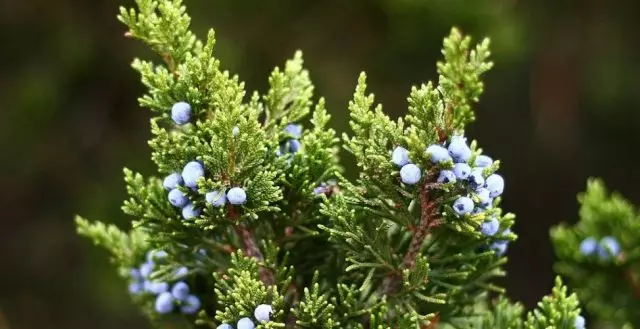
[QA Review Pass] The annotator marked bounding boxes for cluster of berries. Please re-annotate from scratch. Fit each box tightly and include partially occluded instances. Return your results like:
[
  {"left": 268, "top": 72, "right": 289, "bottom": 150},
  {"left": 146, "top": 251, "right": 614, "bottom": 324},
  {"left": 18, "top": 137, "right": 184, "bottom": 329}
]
[
  {"left": 579, "top": 236, "right": 621, "bottom": 260},
  {"left": 217, "top": 304, "right": 273, "bottom": 329},
  {"left": 154, "top": 280, "right": 201, "bottom": 315},
  {"left": 276, "top": 124, "right": 302, "bottom": 157},
  {"left": 163, "top": 161, "right": 248, "bottom": 219},
  {"left": 391, "top": 137, "right": 504, "bottom": 213},
  {"left": 128, "top": 250, "right": 201, "bottom": 314}
]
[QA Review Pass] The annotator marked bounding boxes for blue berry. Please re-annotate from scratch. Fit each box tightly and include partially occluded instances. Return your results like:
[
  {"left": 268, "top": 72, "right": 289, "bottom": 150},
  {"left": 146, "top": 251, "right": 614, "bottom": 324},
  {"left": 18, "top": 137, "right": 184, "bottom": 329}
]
[
  {"left": 313, "top": 185, "right": 326, "bottom": 196},
  {"left": 254, "top": 304, "right": 273, "bottom": 322},
  {"left": 227, "top": 187, "right": 247, "bottom": 205},
  {"left": 480, "top": 218, "right": 500, "bottom": 236},
  {"left": 437, "top": 170, "right": 456, "bottom": 183},
  {"left": 147, "top": 250, "right": 168, "bottom": 263},
  {"left": 448, "top": 136, "right": 471, "bottom": 163},
  {"left": 163, "top": 173, "right": 184, "bottom": 190},
  {"left": 237, "top": 317, "right": 255, "bottom": 329},
  {"left": 171, "top": 102, "right": 192, "bottom": 125},
  {"left": 475, "top": 155, "right": 493, "bottom": 168},
  {"left": 145, "top": 281, "right": 169, "bottom": 294},
  {"left": 175, "top": 266, "right": 189, "bottom": 278},
  {"left": 598, "top": 236, "right": 621, "bottom": 260},
  {"left": 289, "top": 139, "right": 301, "bottom": 153},
  {"left": 392, "top": 146, "right": 410, "bottom": 167},
  {"left": 168, "top": 188, "right": 189, "bottom": 207},
  {"left": 485, "top": 174, "right": 505, "bottom": 198},
  {"left": 130, "top": 268, "right": 142, "bottom": 280},
  {"left": 453, "top": 163, "right": 471, "bottom": 180},
  {"left": 128, "top": 282, "right": 143, "bottom": 295},
  {"left": 467, "top": 169, "right": 485, "bottom": 189},
  {"left": 217, "top": 325, "right": 233, "bottom": 329},
  {"left": 182, "top": 203, "right": 201, "bottom": 220},
  {"left": 400, "top": 164, "right": 421, "bottom": 185},
  {"left": 426, "top": 145, "right": 451, "bottom": 163},
  {"left": 232, "top": 126, "right": 240, "bottom": 137},
  {"left": 453, "top": 196, "right": 474, "bottom": 215},
  {"left": 284, "top": 124, "right": 302, "bottom": 138},
  {"left": 206, "top": 190, "right": 227, "bottom": 207},
  {"left": 140, "top": 262, "right": 154, "bottom": 278},
  {"left": 491, "top": 241, "right": 508, "bottom": 256},
  {"left": 575, "top": 315, "right": 585, "bottom": 329},
  {"left": 579, "top": 237, "right": 598, "bottom": 256},
  {"left": 155, "top": 291, "right": 175, "bottom": 314},
  {"left": 171, "top": 281, "right": 190, "bottom": 301},
  {"left": 476, "top": 188, "right": 492, "bottom": 208},
  {"left": 180, "top": 294, "right": 201, "bottom": 314},
  {"left": 182, "top": 161, "right": 205, "bottom": 189}
]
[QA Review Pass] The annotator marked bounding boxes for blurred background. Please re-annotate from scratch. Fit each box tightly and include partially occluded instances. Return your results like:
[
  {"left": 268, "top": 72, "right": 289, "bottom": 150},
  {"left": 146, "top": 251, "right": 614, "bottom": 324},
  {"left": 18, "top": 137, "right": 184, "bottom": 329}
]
[{"left": 1, "top": 0, "right": 640, "bottom": 328}]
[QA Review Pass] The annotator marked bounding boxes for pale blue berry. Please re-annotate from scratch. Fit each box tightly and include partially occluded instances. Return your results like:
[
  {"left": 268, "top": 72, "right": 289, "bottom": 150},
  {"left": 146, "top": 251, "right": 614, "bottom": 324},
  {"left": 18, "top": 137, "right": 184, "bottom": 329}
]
[
  {"left": 426, "top": 145, "right": 451, "bottom": 163},
  {"left": 130, "top": 268, "right": 142, "bottom": 281},
  {"left": 140, "top": 262, "right": 154, "bottom": 278},
  {"left": 476, "top": 188, "right": 492, "bottom": 208},
  {"left": 147, "top": 250, "right": 168, "bottom": 263},
  {"left": 467, "top": 170, "right": 485, "bottom": 189},
  {"left": 579, "top": 237, "right": 598, "bottom": 256},
  {"left": 232, "top": 126, "right": 240, "bottom": 137},
  {"left": 575, "top": 315, "right": 585, "bottom": 329},
  {"left": 254, "top": 304, "right": 273, "bottom": 322},
  {"left": 237, "top": 317, "right": 255, "bottom": 329},
  {"left": 168, "top": 188, "right": 189, "bottom": 208},
  {"left": 145, "top": 281, "right": 169, "bottom": 294},
  {"left": 163, "top": 173, "right": 183, "bottom": 190},
  {"left": 289, "top": 139, "right": 301, "bottom": 153},
  {"left": 392, "top": 146, "right": 410, "bottom": 167},
  {"left": 182, "top": 161, "right": 205, "bottom": 189},
  {"left": 182, "top": 203, "right": 201, "bottom": 220},
  {"left": 400, "top": 164, "right": 421, "bottom": 185},
  {"left": 171, "top": 102, "right": 192, "bottom": 125},
  {"left": 448, "top": 136, "right": 471, "bottom": 163},
  {"left": 284, "top": 124, "right": 302, "bottom": 138},
  {"left": 437, "top": 170, "right": 456, "bottom": 183},
  {"left": 453, "top": 196, "right": 474, "bottom": 215},
  {"left": 481, "top": 218, "right": 500, "bottom": 236},
  {"left": 491, "top": 241, "right": 508, "bottom": 256},
  {"left": 180, "top": 294, "right": 201, "bottom": 314},
  {"left": 227, "top": 187, "right": 247, "bottom": 205},
  {"left": 313, "top": 185, "right": 326, "bottom": 196},
  {"left": 129, "top": 282, "right": 143, "bottom": 295},
  {"left": 155, "top": 292, "right": 175, "bottom": 314},
  {"left": 217, "top": 324, "right": 233, "bottom": 329},
  {"left": 598, "top": 236, "right": 621, "bottom": 260},
  {"left": 206, "top": 190, "right": 227, "bottom": 207},
  {"left": 175, "top": 266, "right": 189, "bottom": 278},
  {"left": 475, "top": 155, "right": 493, "bottom": 168},
  {"left": 485, "top": 174, "right": 505, "bottom": 198},
  {"left": 453, "top": 163, "right": 471, "bottom": 180},
  {"left": 171, "top": 281, "right": 190, "bottom": 301}
]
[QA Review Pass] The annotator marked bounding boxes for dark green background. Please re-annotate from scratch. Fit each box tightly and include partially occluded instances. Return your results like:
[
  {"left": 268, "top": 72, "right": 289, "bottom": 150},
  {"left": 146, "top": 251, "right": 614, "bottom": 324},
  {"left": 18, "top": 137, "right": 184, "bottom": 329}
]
[{"left": 1, "top": 0, "right": 639, "bottom": 328}]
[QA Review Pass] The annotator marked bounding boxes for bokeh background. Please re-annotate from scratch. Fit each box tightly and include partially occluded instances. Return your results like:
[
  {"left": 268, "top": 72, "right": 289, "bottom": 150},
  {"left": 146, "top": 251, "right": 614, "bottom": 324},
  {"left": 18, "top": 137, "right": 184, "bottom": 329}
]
[{"left": 2, "top": 0, "right": 640, "bottom": 328}]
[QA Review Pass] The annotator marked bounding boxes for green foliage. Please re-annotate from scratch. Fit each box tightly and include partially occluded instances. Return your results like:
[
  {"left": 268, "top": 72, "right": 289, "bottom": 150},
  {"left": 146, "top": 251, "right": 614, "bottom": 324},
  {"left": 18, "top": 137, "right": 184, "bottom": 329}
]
[
  {"left": 522, "top": 277, "right": 581, "bottom": 329},
  {"left": 75, "top": 0, "right": 585, "bottom": 328},
  {"left": 552, "top": 179, "right": 640, "bottom": 327}
]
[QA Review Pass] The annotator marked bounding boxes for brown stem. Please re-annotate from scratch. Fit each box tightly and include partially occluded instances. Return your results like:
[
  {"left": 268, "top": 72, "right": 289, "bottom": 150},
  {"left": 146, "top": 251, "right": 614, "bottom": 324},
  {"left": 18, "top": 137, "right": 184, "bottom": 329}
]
[
  {"left": 228, "top": 205, "right": 275, "bottom": 286},
  {"left": 382, "top": 175, "right": 441, "bottom": 296}
]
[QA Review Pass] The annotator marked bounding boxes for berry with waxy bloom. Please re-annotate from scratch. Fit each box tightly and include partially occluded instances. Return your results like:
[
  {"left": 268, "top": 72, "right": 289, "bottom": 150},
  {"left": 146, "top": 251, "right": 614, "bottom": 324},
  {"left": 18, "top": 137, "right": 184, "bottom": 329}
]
[
  {"left": 474, "top": 155, "right": 493, "bottom": 168},
  {"left": 448, "top": 136, "right": 471, "bottom": 163},
  {"left": 163, "top": 173, "right": 183, "bottom": 190},
  {"left": 426, "top": 144, "right": 451, "bottom": 163},
  {"left": 453, "top": 196, "right": 474, "bottom": 215},
  {"left": 182, "top": 203, "right": 201, "bottom": 220},
  {"left": 168, "top": 188, "right": 188, "bottom": 207},
  {"left": 437, "top": 170, "right": 456, "bottom": 183},
  {"left": 481, "top": 218, "right": 500, "bottom": 236},
  {"left": 182, "top": 161, "right": 205, "bottom": 189},
  {"left": 400, "top": 164, "right": 421, "bottom": 185},
  {"left": 180, "top": 295, "right": 201, "bottom": 314},
  {"left": 171, "top": 102, "right": 192, "bottom": 125},
  {"left": 392, "top": 146, "right": 410, "bottom": 167},
  {"left": 237, "top": 317, "right": 255, "bottom": 329},
  {"left": 579, "top": 237, "right": 598, "bottom": 256},
  {"left": 206, "top": 190, "right": 227, "bottom": 207},
  {"left": 254, "top": 304, "right": 273, "bottom": 322},
  {"left": 227, "top": 187, "right": 247, "bottom": 205},
  {"left": 485, "top": 174, "right": 505, "bottom": 198},
  {"left": 155, "top": 292, "right": 175, "bottom": 314},
  {"left": 453, "top": 163, "right": 471, "bottom": 180}
]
